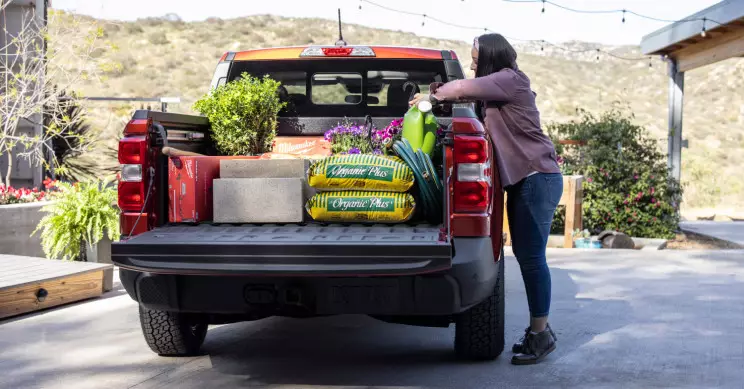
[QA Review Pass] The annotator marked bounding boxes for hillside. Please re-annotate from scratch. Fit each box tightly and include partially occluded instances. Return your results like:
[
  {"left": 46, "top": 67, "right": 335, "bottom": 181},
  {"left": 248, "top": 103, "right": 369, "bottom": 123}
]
[{"left": 51, "top": 12, "right": 744, "bottom": 214}]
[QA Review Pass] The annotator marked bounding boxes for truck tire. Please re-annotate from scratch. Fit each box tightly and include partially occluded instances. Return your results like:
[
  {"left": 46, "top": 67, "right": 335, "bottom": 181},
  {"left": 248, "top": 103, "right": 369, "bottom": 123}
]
[
  {"left": 454, "top": 253, "right": 505, "bottom": 360},
  {"left": 139, "top": 306, "right": 208, "bottom": 356}
]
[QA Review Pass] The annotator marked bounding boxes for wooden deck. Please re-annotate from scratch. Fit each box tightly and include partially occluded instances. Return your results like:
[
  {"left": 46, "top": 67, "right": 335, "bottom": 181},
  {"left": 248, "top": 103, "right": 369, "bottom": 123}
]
[{"left": 0, "top": 255, "right": 113, "bottom": 320}]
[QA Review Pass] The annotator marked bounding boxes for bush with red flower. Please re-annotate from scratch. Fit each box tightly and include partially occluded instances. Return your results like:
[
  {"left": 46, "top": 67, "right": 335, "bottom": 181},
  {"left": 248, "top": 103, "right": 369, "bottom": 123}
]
[
  {"left": 0, "top": 179, "right": 61, "bottom": 205},
  {"left": 548, "top": 109, "right": 682, "bottom": 238}
]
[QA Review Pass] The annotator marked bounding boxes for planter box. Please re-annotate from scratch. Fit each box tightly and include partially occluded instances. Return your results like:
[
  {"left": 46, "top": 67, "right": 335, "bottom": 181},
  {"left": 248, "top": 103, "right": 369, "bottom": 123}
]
[
  {"left": 85, "top": 235, "right": 114, "bottom": 292},
  {"left": 0, "top": 201, "right": 52, "bottom": 258}
]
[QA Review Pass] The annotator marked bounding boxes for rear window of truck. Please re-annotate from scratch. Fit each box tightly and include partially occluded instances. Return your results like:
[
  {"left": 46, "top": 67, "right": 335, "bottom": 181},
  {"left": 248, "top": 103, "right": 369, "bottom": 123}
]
[{"left": 227, "top": 59, "right": 449, "bottom": 118}]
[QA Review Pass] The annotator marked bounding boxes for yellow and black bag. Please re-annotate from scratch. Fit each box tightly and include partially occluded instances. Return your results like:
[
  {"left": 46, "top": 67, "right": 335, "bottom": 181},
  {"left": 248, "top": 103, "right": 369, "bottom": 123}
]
[
  {"left": 307, "top": 154, "right": 414, "bottom": 192},
  {"left": 305, "top": 191, "right": 416, "bottom": 223}
]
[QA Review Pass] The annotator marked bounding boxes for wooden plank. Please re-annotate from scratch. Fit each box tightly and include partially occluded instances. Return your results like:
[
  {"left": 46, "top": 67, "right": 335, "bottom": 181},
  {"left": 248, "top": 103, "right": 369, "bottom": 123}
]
[
  {"left": 0, "top": 270, "right": 104, "bottom": 319},
  {"left": 672, "top": 27, "right": 744, "bottom": 72},
  {"left": 564, "top": 176, "right": 584, "bottom": 249},
  {"left": 0, "top": 255, "right": 111, "bottom": 290}
]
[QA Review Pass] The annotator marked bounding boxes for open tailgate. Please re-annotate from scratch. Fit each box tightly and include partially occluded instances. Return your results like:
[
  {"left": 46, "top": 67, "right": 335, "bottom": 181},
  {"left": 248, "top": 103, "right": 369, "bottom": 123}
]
[{"left": 112, "top": 224, "right": 451, "bottom": 277}]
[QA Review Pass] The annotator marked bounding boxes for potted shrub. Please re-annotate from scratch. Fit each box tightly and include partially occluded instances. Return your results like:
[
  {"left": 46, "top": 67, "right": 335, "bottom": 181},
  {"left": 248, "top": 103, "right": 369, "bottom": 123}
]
[
  {"left": 33, "top": 179, "right": 119, "bottom": 261},
  {"left": 572, "top": 229, "right": 601, "bottom": 249},
  {"left": 193, "top": 72, "right": 286, "bottom": 156}
]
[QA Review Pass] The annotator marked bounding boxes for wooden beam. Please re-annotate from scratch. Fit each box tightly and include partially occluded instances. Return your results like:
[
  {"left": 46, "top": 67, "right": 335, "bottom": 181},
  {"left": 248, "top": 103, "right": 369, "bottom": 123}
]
[
  {"left": 672, "top": 27, "right": 744, "bottom": 72},
  {"left": 561, "top": 176, "right": 584, "bottom": 249}
]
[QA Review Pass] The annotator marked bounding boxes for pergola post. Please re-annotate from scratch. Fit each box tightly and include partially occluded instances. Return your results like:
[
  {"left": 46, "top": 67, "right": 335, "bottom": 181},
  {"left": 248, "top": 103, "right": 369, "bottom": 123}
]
[{"left": 667, "top": 59, "right": 684, "bottom": 184}]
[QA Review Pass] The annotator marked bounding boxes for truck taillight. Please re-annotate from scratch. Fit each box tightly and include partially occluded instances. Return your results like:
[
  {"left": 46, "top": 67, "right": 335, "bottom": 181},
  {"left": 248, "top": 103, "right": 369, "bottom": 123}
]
[
  {"left": 118, "top": 180, "right": 145, "bottom": 211},
  {"left": 118, "top": 122, "right": 152, "bottom": 235},
  {"left": 453, "top": 135, "right": 492, "bottom": 214}
]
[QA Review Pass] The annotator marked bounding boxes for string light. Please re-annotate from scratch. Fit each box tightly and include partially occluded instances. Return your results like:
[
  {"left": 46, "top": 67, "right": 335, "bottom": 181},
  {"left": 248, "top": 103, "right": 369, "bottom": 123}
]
[
  {"left": 622, "top": 9, "right": 626, "bottom": 23},
  {"left": 422, "top": 14, "right": 426, "bottom": 27},
  {"left": 701, "top": 17, "right": 707, "bottom": 38},
  {"left": 503, "top": 0, "right": 724, "bottom": 26},
  {"left": 541, "top": 0, "right": 545, "bottom": 13},
  {"left": 357, "top": 0, "right": 654, "bottom": 62}
]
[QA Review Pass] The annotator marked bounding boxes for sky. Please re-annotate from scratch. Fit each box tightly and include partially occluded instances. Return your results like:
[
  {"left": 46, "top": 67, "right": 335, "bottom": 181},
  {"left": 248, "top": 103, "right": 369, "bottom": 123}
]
[{"left": 51, "top": 0, "right": 722, "bottom": 46}]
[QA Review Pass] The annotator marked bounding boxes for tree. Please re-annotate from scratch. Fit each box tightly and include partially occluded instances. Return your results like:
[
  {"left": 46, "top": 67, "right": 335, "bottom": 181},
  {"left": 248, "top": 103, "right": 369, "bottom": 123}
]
[{"left": 1, "top": 3, "right": 114, "bottom": 186}]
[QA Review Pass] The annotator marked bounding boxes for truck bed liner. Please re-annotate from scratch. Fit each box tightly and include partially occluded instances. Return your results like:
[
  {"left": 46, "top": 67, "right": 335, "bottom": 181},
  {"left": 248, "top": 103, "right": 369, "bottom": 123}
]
[{"left": 112, "top": 223, "right": 452, "bottom": 276}]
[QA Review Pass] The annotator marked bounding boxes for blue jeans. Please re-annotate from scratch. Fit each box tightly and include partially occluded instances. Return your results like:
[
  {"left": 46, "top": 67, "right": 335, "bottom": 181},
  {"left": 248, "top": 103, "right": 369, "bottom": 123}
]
[{"left": 506, "top": 173, "right": 563, "bottom": 318}]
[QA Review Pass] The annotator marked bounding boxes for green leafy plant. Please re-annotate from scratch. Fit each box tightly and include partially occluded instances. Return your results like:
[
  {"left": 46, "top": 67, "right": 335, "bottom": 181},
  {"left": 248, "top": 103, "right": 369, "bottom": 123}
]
[
  {"left": 193, "top": 73, "right": 285, "bottom": 156},
  {"left": 33, "top": 180, "right": 119, "bottom": 261},
  {"left": 572, "top": 229, "right": 591, "bottom": 240},
  {"left": 548, "top": 109, "right": 682, "bottom": 239}
]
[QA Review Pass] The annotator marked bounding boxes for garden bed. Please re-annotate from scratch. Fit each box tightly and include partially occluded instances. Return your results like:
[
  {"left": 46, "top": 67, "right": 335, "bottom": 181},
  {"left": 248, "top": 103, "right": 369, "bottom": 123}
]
[{"left": 0, "top": 201, "right": 53, "bottom": 258}]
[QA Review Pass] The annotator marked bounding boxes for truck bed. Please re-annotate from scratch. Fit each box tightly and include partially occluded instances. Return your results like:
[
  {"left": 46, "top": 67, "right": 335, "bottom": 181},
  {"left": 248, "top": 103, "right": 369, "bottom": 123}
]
[{"left": 112, "top": 223, "right": 452, "bottom": 277}]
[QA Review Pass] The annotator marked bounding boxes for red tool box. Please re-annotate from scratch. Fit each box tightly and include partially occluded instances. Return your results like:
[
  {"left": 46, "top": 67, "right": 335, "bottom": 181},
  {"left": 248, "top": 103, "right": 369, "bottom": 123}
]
[{"left": 168, "top": 156, "right": 258, "bottom": 223}]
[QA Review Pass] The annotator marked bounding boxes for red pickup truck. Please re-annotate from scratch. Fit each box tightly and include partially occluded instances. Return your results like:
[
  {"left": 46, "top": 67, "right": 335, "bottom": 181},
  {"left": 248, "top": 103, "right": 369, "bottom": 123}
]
[{"left": 112, "top": 45, "right": 506, "bottom": 360}]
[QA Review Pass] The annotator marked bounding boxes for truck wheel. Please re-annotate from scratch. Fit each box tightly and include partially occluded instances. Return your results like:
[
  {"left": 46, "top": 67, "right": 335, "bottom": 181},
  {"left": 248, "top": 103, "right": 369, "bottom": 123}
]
[
  {"left": 139, "top": 306, "right": 208, "bottom": 356},
  {"left": 454, "top": 254, "right": 505, "bottom": 360}
]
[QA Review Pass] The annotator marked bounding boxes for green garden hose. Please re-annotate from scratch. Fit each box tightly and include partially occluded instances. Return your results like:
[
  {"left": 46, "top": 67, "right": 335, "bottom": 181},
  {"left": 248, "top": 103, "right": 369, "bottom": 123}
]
[{"left": 392, "top": 139, "right": 443, "bottom": 224}]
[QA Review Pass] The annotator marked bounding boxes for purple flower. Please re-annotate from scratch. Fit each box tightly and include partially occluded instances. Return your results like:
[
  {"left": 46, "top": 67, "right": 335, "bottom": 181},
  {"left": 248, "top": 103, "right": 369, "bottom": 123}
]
[
  {"left": 348, "top": 147, "right": 361, "bottom": 154},
  {"left": 373, "top": 148, "right": 382, "bottom": 155}
]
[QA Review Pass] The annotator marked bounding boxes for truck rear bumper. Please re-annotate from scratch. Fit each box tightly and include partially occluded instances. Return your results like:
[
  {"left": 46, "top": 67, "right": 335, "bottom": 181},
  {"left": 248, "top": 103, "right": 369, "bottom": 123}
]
[{"left": 117, "top": 237, "right": 500, "bottom": 316}]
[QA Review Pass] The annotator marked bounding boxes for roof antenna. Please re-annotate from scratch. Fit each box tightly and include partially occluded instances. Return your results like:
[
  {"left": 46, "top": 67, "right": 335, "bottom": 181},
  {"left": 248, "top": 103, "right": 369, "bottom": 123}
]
[{"left": 335, "top": 8, "right": 347, "bottom": 46}]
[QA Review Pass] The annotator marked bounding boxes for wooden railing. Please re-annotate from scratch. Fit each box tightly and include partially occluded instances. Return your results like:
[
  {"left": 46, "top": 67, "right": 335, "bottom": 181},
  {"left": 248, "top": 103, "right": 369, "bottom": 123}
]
[{"left": 502, "top": 175, "right": 584, "bottom": 249}]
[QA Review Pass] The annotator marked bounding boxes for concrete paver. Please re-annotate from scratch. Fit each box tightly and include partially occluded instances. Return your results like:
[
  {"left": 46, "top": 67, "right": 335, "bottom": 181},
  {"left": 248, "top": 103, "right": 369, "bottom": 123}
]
[{"left": 1, "top": 249, "right": 744, "bottom": 389}]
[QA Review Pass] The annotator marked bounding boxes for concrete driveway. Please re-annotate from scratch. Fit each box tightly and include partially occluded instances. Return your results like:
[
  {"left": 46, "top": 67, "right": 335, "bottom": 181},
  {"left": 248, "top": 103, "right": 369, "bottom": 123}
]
[{"left": 2, "top": 249, "right": 743, "bottom": 389}]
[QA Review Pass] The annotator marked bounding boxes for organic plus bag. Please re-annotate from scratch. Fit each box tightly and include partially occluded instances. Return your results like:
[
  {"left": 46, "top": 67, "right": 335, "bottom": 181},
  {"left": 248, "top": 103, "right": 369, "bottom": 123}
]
[
  {"left": 307, "top": 154, "right": 414, "bottom": 192},
  {"left": 305, "top": 191, "right": 416, "bottom": 223}
]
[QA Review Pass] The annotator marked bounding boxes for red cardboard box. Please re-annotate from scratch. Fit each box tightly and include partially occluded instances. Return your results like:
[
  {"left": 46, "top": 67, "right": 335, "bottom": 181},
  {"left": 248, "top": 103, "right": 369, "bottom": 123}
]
[
  {"left": 168, "top": 156, "right": 258, "bottom": 223},
  {"left": 272, "top": 136, "right": 331, "bottom": 156}
]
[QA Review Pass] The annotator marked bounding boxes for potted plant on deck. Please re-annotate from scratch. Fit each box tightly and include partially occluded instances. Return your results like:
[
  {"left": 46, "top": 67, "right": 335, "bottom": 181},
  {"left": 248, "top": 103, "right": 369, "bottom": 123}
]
[{"left": 33, "top": 179, "right": 119, "bottom": 262}]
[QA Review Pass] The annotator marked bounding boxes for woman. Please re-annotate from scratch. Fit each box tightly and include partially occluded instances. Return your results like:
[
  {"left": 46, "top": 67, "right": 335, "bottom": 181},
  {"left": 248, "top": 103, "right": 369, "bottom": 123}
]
[{"left": 410, "top": 33, "right": 563, "bottom": 365}]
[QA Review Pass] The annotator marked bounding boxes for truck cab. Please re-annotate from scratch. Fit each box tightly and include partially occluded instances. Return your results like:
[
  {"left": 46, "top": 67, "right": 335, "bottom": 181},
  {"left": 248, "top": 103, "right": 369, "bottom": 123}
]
[{"left": 113, "top": 45, "right": 505, "bottom": 360}]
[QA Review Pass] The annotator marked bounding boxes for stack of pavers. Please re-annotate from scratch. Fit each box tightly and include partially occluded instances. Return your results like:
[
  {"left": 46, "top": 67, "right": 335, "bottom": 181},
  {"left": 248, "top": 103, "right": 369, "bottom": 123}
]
[
  {"left": 304, "top": 154, "right": 417, "bottom": 224},
  {"left": 213, "top": 159, "right": 314, "bottom": 223}
]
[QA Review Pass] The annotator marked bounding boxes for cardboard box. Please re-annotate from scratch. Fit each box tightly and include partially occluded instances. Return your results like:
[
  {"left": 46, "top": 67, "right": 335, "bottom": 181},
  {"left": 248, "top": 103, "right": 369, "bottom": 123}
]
[
  {"left": 272, "top": 136, "right": 331, "bottom": 156},
  {"left": 168, "top": 156, "right": 257, "bottom": 223},
  {"left": 213, "top": 178, "right": 305, "bottom": 223}
]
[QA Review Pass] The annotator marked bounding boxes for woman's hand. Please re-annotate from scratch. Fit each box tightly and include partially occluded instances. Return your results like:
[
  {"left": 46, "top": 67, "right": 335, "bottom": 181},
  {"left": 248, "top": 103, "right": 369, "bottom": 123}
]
[{"left": 408, "top": 93, "right": 430, "bottom": 107}]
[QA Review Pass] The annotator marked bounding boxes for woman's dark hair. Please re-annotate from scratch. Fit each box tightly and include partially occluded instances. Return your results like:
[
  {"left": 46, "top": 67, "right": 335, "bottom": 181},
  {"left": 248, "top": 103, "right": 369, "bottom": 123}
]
[{"left": 475, "top": 33, "right": 518, "bottom": 78}]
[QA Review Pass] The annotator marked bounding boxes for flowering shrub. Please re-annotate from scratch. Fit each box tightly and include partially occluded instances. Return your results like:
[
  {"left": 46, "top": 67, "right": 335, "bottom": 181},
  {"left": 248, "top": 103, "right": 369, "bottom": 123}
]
[
  {"left": 0, "top": 179, "right": 60, "bottom": 205},
  {"left": 548, "top": 109, "right": 682, "bottom": 239},
  {"left": 324, "top": 118, "right": 403, "bottom": 155}
]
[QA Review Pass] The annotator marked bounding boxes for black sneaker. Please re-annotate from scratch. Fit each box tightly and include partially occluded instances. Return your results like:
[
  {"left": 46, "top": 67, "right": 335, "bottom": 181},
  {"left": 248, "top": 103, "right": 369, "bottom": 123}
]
[
  {"left": 511, "top": 327, "right": 557, "bottom": 365},
  {"left": 512, "top": 324, "right": 556, "bottom": 354}
]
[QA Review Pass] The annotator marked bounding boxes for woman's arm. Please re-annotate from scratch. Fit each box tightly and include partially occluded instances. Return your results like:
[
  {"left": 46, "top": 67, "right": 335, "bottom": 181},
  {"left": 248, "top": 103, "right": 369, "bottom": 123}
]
[{"left": 432, "top": 70, "right": 518, "bottom": 103}]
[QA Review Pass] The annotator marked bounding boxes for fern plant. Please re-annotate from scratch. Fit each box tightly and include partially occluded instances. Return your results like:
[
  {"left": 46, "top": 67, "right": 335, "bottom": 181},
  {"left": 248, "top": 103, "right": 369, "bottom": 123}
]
[{"left": 33, "top": 180, "right": 120, "bottom": 261}]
